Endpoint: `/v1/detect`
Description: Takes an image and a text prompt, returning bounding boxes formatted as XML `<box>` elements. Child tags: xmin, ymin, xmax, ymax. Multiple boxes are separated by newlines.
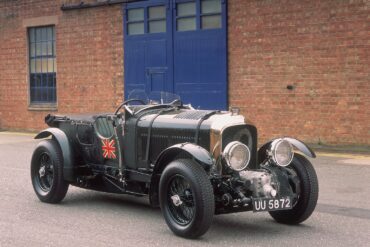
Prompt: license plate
<box><xmin>252</xmin><ymin>197</ymin><xmax>292</xmax><ymax>212</ymax></box>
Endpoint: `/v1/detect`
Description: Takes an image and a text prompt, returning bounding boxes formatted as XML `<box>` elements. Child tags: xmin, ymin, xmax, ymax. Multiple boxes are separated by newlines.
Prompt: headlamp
<box><xmin>223</xmin><ymin>141</ymin><xmax>251</xmax><ymax>171</ymax></box>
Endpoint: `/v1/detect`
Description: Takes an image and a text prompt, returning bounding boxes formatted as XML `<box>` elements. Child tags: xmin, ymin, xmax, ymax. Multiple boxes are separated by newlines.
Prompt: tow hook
<box><xmin>236</xmin><ymin>189</ymin><xmax>252</xmax><ymax>206</ymax></box>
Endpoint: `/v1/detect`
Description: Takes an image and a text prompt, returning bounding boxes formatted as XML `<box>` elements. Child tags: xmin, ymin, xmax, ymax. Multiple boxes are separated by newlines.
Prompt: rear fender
<box><xmin>149</xmin><ymin>143</ymin><xmax>214</xmax><ymax>207</ymax></box>
<box><xmin>35</xmin><ymin>128</ymin><xmax>74</xmax><ymax>182</ymax></box>
<box><xmin>258</xmin><ymin>137</ymin><xmax>316</xmax><ymax>164</ymax></box>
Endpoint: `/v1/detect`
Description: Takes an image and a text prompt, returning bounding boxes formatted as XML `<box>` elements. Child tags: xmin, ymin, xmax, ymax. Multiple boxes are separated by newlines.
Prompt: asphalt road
<box><xmin>0</xmin><ymin>132</ymin><xmax>369</xmax><ymax>247</ymax></box>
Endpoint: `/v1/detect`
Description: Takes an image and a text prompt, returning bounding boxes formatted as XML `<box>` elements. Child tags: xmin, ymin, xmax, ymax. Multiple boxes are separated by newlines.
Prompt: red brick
<box><xmin>228</xmin><ymin>0</ymin><xmax>369</xmax><ymax>145</ymax></box>
<box><xmin>0</xmin><ymin>0</ymin><xmax>369</xmax><ymax>146</ymax></box>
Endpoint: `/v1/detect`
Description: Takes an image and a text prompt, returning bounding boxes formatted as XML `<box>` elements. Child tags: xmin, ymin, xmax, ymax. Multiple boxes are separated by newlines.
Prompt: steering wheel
<box><xmin>114</xmin><ymin>99</ymin><xmax>146</xmax><ymax>115</ymax></box>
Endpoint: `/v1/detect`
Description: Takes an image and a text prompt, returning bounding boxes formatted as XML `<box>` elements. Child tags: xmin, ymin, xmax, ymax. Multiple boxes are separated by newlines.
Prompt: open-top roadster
<box><xmin>31</xmin><ymin>91</ymin><xmax>318</xmax><ymax>238</ymax></box>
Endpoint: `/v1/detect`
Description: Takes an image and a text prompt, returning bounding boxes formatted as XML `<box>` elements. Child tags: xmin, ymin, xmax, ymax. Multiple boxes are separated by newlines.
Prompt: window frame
<box><xmin>200</xmin><ymin>0</ymin><xmax>222</xmax><ymax>30</ymax></box>
<box><xmin>148</xmin><ymin>5</ymin><xmax>167</xmax><ymax>34</ymax></box>
<box><xmin>175</xmin><ymin>0</ymin><xmax>223</xmax><ymax>32</ymax></box>
<box><xmin>27</xmin><ymin>25</ymin><xmax>57</xmax><ymax>109</ymax></box>
<box><xmin>175</xmin><ymin>1</ymin><xmax>197</xmax><ymax>32</ymax></box>
<box><xmin>126</xmin><ymin>8</ymin><xmax>145</xmax><ymax>35</ymax></box>
<box><xmin>126</xmin><ymin>5</ymin><xmax>167</xmax><ymax>36</ymax></box>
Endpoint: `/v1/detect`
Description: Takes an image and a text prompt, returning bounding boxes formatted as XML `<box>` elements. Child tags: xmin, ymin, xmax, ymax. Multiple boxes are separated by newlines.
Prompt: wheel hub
<box><xmin>39</xmin><ymin>166</ymin><xmax>46</xmax><ymax>177</ymax></box>
<box><xmin>171</xmin><ymin>195</ymin><xmax>183</xmax><ymax>207</ymax></box>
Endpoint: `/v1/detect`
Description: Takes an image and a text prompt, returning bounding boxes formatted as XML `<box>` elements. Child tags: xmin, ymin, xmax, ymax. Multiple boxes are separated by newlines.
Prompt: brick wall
<box><xmin>228</xmin><ymin>0</ymin><xmax>369</xmax><ymax>145</ymax></box>
<box><xmin>0</xmin><ymin>0</ymin><xmax>369</xmax><ymax>146</ymax></box>
<box><xmin>0</xmin><ymin>0</ymin><xmax>123</xmax><ymax>131</ymax></box>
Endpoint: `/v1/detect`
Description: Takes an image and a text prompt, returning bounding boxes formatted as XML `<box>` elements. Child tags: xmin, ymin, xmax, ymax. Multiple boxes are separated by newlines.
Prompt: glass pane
<box><xmin>54</xmin><ymin>60</ymin><xmax>57</xmax><ymax>72</ymax></box>
<box><xmin>30</xmin><ymin>43</ymin><xmax>35</xmax><ymax>57</ymax></box>
<box><xmin>41</xmin><ymin>28</ymin><xmax>48</xmax><ymax>41</ymax></box>
<box><xmin>149</xmin><ymin>6</ymin><xmax>166</xmax><ymax>19</ymax></box>
<box><xmin>52</xmin><ymin>80</ymin><xmax>57</xmax><ymax>102</ymax></box>
<box><xmin>149</xmin><ymin>20</ymin><xmax>166</xmax><ymax>33</ymax></box>
<box><xmin>34</xmin><ymin>88</ymin><xmax>39</xmax><ymax>102</ymax></box>
<box><xmin>47</xmin><ymin>88</ymin><xmax>53</xmax><ymax>102</ymax></box>
<box><xmin>41</xmin><ymin>74</ymin><xmax>47</xmax><ymax>87</ymax></box>
<box><xmin>34</xmin><ymin>74</ymin><xmax>41</xmax><ymax>86</ymax></box>
<box><xmin>201</xmin><ymin>0</ymin><xmax>221</xmax><ymax>14</ymax></box>
<box><xmin>30</xmin><ymin>88</ymin><xmax>35</xmax><ymax>102</ymax></box>
<box><xmin>47</xmin><ymin>27</ymin><xmax>53</xmax><ymax>41</ymax></box>
<box><xmin>128</xmin><ymin>8</ymin><xmax>144</xmax><ymax>21</ymax></box>
<box><xmin>128</xmin><ymin>22</ymin><xmax>144</xmax><ymax>35</ymax></box>
<box><xmin>40</xmin><ymin>87</ymin><xmax>47</xmax><ymax>101</ymax></box>
<box><xmin>42</xmin><ymin>59</ymin><xmax>48</xmax><ymax>73</ymax></box>
<box><xmin>30</xmin><ymin>76</ymin><xmax>36</xmax><ymax>88</ymax></box>
<box><xmin>47</xmin><ymin>58</ymin><xmax>54</xmax><ymax>73</ymax></box>
<box><xmin>177</xmin><ymin>17</ymin><xmax>196</xmax><ymax>31</ymax></box>
<box><xmin>47</xmin><ymin>41</ymin><xmax>53</xmax><ymax>55</ymax></box>
<box><xmin>201</xmin><ymin>15</ymin><xmax>221</xmax><ymax>29</ymax></box>
<box><xmin>29</xmin><ymin>29</ymin><xmax>35</xmax><ymax>43</ymax></box>
<box><xmin>35</xmin><ymin>59</ymin><xmax>42</xmax><ymax>73</ymax></box>
<box><xmin>35</xmin><ymin>43</ymin><xmax>42</xmax><ymax>56</ymax></box>
<box><xmin>30</xmin><ymin>59</ymin><xmax>36</xmax><ymax>73</ymax></box>
<box><xmin>47</xmin><ymin>74</ymin><xmax>54</xmax><ymax>87</ymax></box>
<box><xmin>36</xmin><ymin>28</ymin><xmax>42</xmax><ymax>42</ymax></box>
<box><xmin>177</xmin><ymin>2</ymin><xmax>196</xmax><ymax>17</ymax></box>
<box><xmin>42</xmin><ymin>42</ymin><xmax>48</xmax><ymax>56</ymax></box>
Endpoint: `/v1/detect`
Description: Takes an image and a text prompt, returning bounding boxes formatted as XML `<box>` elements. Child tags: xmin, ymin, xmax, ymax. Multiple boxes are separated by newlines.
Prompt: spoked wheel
<box><xmin>167</xmin><ymin>175</ymin><xmax>195</xmax><ymax>226</ymax></box>
<box><xmin>37</xmin><ymin>152</ymin><xmax>54</xmax><ymax>193</ymax></box>
<box><xmin>159</xmin><ymin>159</ymin><xmax>214</xmax><ymax>239</ymax></box>
<box><xmin>269</xmin><ymin>153</ymin><xmax>318</xmax><ymax>224</ymax></box>
<box><xmin>31</xmin><ymin>139</ymin><xmax>69</xmax><ymax>203</ymax></box>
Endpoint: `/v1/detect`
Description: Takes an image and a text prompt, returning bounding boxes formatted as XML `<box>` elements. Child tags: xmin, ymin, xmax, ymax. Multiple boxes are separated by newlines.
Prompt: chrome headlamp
<box><xmin>222</xmin><ymin>141</ymin><xmax>251</xmax><ymax>171</ymax></box>
<box><xmin>269</xmin><ymin>139</ymin><xmax>294</xmax><ymax>167</ymax></box>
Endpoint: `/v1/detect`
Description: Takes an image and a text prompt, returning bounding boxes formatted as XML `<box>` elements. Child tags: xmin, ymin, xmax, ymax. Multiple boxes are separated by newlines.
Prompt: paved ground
<box><xmin>0</xmin><ymin>132</ymin><xmax>369</xmax><ymax>247</ymax></box>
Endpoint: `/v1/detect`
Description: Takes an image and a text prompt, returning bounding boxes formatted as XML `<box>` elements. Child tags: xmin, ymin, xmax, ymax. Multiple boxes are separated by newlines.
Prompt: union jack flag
<box><xmin>101</xmin><ymin>139</ymin><xmax>116</xmax><ymax>159</ymax></box>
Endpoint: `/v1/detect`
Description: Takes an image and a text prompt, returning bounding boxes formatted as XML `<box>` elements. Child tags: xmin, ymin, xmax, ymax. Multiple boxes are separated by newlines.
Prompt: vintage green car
<box><xmin>31</xmin><ymin>91</ymin><xmax>318</xmax><ymax>238</ymax></box>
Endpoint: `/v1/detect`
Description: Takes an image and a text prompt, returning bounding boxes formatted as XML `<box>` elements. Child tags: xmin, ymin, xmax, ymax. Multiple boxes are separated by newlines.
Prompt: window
<box><xmin>28</xmin><ymin>26</ymin><xmax>56</xmax><ymax>104</ymax></box>
<box><xmin>148</xmin><ymin>6</ymin><xmax>166</xmax><ymax>33</ymax></box>
<box><xmin>176</xmin><ymin>2</ymin><xmax>196</xmax><ymax>31</ymax></box>
<box><xmin>176</xmin><ymin>0</ymin><xmax>222</xmax><ymax>32</ymax></box>
<box><xmin>201</xmin><ymin>0</ymin><xmax>222</xmax><ymax>29</ymax></box>
<box><xmin>127</xmin><ymin>6</ymin><xmax>166</xmax><ymax>35</ymax></box>
<box><xmin>127</xmin><ymin>8</ymin><xmax>145</xmax><ymax>35</ymax></box>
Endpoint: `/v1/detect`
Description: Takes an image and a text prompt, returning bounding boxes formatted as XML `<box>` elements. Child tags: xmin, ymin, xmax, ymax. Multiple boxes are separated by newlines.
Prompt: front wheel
<box><xmin>269</xmin><ymin>153</ymin><xmax>319</xmax><ymax>224</ymax></box>
<box><xmin>159</xmin><ymin>159</ymin><xmax>214</xmax><ymax>238</ymax></box>
<box><xmin>31</xmin><ymin>139</ymin><xmax>69</xmax><ymax>203</ymax></box>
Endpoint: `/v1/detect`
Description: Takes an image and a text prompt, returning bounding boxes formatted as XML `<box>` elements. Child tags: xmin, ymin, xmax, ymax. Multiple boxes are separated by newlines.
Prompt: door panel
<box><xmin>124</xmin><ymin>0</ymin><xmax>171</xmax><ymax>97</ymax></box>
<box><xmin>124</xmin><ymin>0</ymin><xmax>227</xmax><ymax>110</ymax></box>
<box><xmin>147</xmin><ymin>68</ymin><xmax>167</xmax><ymax>92</ymax></box>
<box><xmin>125</xmin><ymin>41</ymin><xmax>146</xmax><ymax>93</ymax></box>
<box><xmin>173</xmin><ymin>0</ymin><xmax>227</xmax><ymax>110</ymax></box>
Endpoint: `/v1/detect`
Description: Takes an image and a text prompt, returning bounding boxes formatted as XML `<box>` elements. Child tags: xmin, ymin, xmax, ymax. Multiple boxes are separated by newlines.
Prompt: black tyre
<box><xmin>269</xmin><ymin>153</ymin><xmax>319</xmax><ymax>224</ymax></box>
<box><xmin>31</xmin><ymin>139</ymin><xmax>69</xmax><ymax>203</ymax></box>
<box><xmin>159</xmin><ymin>159</ymin><xmax>214</xmax><ymax>238</ymax></box>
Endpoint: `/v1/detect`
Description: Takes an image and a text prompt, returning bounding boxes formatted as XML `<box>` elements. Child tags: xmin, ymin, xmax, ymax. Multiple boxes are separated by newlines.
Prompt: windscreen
<box><xmin>128</xmin><ymin>90</ymin><xmax>181</xmax><ymax>105</ymax></box>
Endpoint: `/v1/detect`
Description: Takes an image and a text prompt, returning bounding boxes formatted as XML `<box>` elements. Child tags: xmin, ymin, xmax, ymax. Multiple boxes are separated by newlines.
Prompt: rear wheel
<box><xmin>269</xmin><ymin>153</ymin><xmax>318</xmax><ymax>224</ymax></box>
<box><xmin>31</xmin><ymin>139</ymin><xmax>69</xmax><ymax>203</ymax></box>
<box><xmin>159</xmin><ymin>159</ymin><xmax>214</xmax><ymax>238</ymax></box>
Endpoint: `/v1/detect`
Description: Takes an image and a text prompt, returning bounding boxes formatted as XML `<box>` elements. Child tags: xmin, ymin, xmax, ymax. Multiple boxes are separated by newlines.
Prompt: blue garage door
<box><xmin>124</xmin><ymin>0</ymin><xmax>227</xmax><ymax>110</ymax></box>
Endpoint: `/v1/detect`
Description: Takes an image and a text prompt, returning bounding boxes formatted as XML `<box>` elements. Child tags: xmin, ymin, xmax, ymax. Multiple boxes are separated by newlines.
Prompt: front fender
<box><xmin>154</xmin><ymin>142</ymin><xmax>213</xmax><ymax>170</ymax></box>
<box><xmin>35</xmin><ymin>128</ymin><xmax>74</xmax><ymax>182</ymax></box>
<box><xmin>258</xmin><ymin>137</ymin><xmax>316</xmax><ymax>163</ymax></box>
<box><xmin>149</xmin><ymin>143</ymin><xmax>214</xmax><ymax>207</ymax></box>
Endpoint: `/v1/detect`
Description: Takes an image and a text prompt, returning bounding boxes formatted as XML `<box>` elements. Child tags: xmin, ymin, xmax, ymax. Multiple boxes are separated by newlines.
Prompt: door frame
<box><xmin>123</xmin><ymin>0</ymin><xmax>228</xmax><ymax>109</ymax></box>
